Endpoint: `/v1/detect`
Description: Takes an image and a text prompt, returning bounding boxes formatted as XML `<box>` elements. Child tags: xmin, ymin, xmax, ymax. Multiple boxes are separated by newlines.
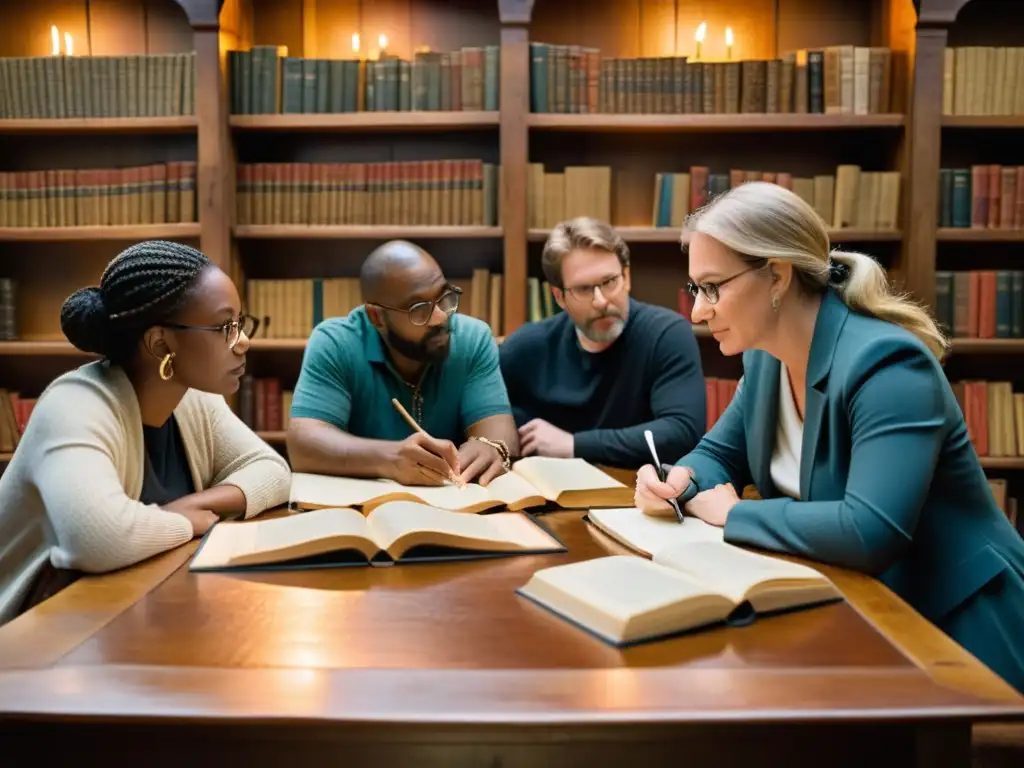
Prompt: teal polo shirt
<box><xmin>289</xmin><ymin>306</ymin><xmax>512</xmax><ymax>443</ymax></box>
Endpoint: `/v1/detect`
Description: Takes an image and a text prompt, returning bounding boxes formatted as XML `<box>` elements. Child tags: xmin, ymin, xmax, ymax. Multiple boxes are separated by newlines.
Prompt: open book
<box><xmin>289</xmin><ymin>456</ymin><xmax>633</xmax><ymax>514</ymax></box>
<box><xmin>516</xmin><ymin>507</ymin><xmax>842</xmax><ymax>646</ymax></box>
<box><xmin>189</xmin><ymin>501</ymin><xmax>566</xmax><ymax>572</ymax></box>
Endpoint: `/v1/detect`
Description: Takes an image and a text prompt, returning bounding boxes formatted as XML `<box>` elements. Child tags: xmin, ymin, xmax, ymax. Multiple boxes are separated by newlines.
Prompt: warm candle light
<box><xmin>64</xmin><ymin>32</ymin><xmax>73</xmax><ymax>56</ymax></box>
<box><xmin>725</xmin><ymin>27</ymin><xmax>734</xmax><ymax>60</ymax></box>
<box><xmin>694</xmin><ymin>22</ymin><xmax>706</xmax><ymax>61</ymax></box>
<box><xmin>351</xmin><ymin>32</ymin><xmax>360</xmax><ymax>54</ymax></box>
<box><xmin>51</xmin><ymin>25</ymin><xmax>60</xmax><ymax>56</ymax></box>
<box><xmin>378</xmin><ymin>33</ymin><xmax>388</xmax><ymax>51</ymax></box>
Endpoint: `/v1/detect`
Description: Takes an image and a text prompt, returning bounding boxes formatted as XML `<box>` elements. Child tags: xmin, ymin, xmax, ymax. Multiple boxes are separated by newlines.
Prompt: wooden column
<box><xmin>174</xmin><ymin>0</ymin><xmax>232</xmax><ymax>271</ymax></box>
<box><xmin>498</xmin><ymin>0</ymin><xmax>535</xmax><ymax>334</ymax></box>
<box><xmin>904</xmin><ymin>0</ymin><xmax>972</xmax><ymax>308</ymax></box>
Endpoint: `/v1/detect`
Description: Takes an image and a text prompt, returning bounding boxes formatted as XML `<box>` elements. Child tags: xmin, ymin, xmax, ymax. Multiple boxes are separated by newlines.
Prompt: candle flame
<box><xmin>64</xmin><ymin>32</ymin><xmax>73</xmax><ymax>56</ymax></box>
<box><xmin>695</xmin><ymin>22</ymin><xmax>706</xmax><ymax>43</ymax></box>
<box><xmin>51</xmin><ymin>25</ymin><xmax>60</xmax><ymax>56</ymax></box>
<box><xmin>725</xmin><ymin>28</ymin><xmax>734</xmax><ymax>47</ymax></box>
<box><xmin>378</xmin><ymin>33</ymin><xmax>388</xmax><ymax>49</ymax></box>
<box><xmin>351</xmin><ymin>32</ymin><xmax>360</xmax><ymax>53</ymax></box>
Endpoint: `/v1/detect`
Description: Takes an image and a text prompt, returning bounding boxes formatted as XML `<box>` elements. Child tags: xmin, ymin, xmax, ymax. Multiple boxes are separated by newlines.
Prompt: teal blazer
<box><xmin>678</xmin><ymin>289</ymin><xmax>1024</xmax><ymax>693</ymax></box>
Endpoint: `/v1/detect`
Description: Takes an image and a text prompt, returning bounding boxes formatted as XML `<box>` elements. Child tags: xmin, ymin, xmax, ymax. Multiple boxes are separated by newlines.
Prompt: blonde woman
<box><xmin>635</xmin><ymin>182</ymin><xmax>1024</xmax><ymax>693</ymax></box>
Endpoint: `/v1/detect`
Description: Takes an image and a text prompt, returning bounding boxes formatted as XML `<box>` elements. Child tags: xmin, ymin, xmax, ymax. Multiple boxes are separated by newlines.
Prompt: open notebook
<box><xmin>289</xmin><ymin>456</ymin><xmax>633</xmax><ymax>514</ymax></box>
<box><xmin>189</xmin><ymin>501</ymin><xmax>566</xmax><ymax>572</ymax></box>
<box><xmin>515</xmin><ymin>507</ymin><xmax>842</xmax><ymax>646</ymax></box>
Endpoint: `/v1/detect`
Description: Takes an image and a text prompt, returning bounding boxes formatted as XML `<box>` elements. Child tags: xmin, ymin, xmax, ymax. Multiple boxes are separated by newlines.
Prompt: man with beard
<box><xmin>286</xmin><ymin>240</ymin><xmax>517</xmax><ymax>487</ymax></box>
<box><xmin>499</xmin><ymin>218</ymin><xmax>706</xmax><ymax>469</ymax></box>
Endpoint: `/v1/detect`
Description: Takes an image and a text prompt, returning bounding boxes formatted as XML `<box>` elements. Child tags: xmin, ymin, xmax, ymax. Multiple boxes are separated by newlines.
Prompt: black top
<box><xmin>139</xmin><ymin>414</ymin><xmax>196</xmax><ymax>506</ymax></box>
<box><xmin>498</xmin><ymin>298</ymin><xmax>706</xmax><ymax>468</ymax></box>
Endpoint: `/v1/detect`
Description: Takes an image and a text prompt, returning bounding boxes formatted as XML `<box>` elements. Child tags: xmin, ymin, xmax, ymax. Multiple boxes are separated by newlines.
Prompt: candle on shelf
<box><xmin>64</xmin><ymin>32</ymin><xmax>73</xmax><ymax>56</ymax></box>
<box><xmin>694</xmin><ymin>22</ymin><xmax>706</xmax><ymax>61</ymax></box>
<box><xmin>351</xmin><ymin>32</ymin><xmax>361</xmax><ymax>56</ymax></box>
<box><xmin>51</xmin><ymin>25</ymin><xmax>60</xmax><ymax>56</ymax></box>
<box><xmin>725</xmin><ymin>27</ymin><xmax>734</xmax><ymax>61</ymax></box>
<box><xmin>378</xmin><ymin>33</ymin><xmax>389</xmax><ymax>56</ymax></box>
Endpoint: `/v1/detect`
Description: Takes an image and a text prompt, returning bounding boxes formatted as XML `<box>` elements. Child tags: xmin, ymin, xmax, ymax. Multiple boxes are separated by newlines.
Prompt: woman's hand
<box><xmin>162</xmin><ymin>496</ymin><xmax>219</xmax><ymax>537</ymax></box>
<box><xmin>684</xmin><ymin>483</ymin><xmax>740</xmax><ymax>527</ymax></box>
<box><xmin>635</xmin><ymin>463</ymin><xmax>693</xmax><ymax>518</ymax></box>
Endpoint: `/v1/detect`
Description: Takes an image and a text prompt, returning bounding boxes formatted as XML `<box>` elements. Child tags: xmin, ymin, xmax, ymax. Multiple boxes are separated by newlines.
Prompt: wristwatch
<box><xmin>471</xmin><ymin>436</ymin><xmax>511</xmax><ymax>471</ymax></box>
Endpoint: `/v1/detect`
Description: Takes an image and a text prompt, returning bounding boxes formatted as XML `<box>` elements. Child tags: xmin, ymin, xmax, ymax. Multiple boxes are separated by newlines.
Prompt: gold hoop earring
<box><xmin>771</xmin><ymin>295</ymin><xmax>780</xmax><ymax>312</ymax></box>
<box><xmin>159</xmin><ymin>352</ymin><xmax>175</xmax><ymax>381</ymax></box>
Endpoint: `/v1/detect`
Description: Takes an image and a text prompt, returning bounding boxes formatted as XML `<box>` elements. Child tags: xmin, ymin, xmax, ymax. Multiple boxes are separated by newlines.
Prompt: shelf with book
<box><xmin>230</xmin><ymin>112</ymin><xmax>499</xmax><ymax>132</ymax></box>
<box><xmin>950</xmin><ymin>339</ymin><xmax>1024</xmax><ymax>355</ymax></box>
<box><xmin>937</xmin><ymin>229</ymin><xmax>1024</xmax><ymax>242</ymax></box>
<box><xmin>527</xmin><ymin>227</ymin><xmax>903</xmax><ymax>244</ymax></box>
<box><xmin>0</xmin><ymin>224</ymin><xmax>201</xmax><ymax>242</ymax></box>
<box><xmin>943</xmin><ymin>116</ymin><xmax>1024</xmax><ymax>129</ymax></box>
<box><xmin>0</xmin><ymin>341</ymin><xmax>89</xmax><ymax>356</ymax></box>
<box><xmin>527</xmin><ymin>114</ymin><xmax>906</xmax><ymax>132</ymax></box>
<box><xmin>235</xmin><ymin>225</ymin><xmax>503</xmax><ymax>240</ymax></box>
<box><xmin>0</xmin><ymin>117</ymin><xmax>199</xmax><ymax>135</ymax></box>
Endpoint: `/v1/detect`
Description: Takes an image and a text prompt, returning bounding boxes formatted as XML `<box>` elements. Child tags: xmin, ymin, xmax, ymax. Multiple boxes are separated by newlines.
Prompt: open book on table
<box><xmin>515</xmin><ymin>507</ymin><xmax>842</xmax><ymax>647</ymax></box>
<box><xmin>189</xmin><ymin>501</ymin><xmax>566</xmax><ymax>572</ymax></box>
<box><xmin>289</xmin><ymin>456</ymin><xmax>634</xmax><ymax>514</ymax></box>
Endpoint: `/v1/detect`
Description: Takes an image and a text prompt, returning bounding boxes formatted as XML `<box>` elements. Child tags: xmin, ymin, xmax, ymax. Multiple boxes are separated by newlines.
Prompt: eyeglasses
<box><xmin>686</xmin><ymin>264</ymin><xmax>766</xmax><ymax>306</ymax></box>
<box><xmin>161</xmin><ymin>313</ymin><xmax>259</xmax><ymax>349</ymax></box>
<box><xmin>368</xmin><ymin>286</ymin><xmax>462</xmax><ymax>327</ymax></box>
<box><xmin>563</xmin><ymin>273</ymin><xmax>625</xmax><ymax>303</ymax></box>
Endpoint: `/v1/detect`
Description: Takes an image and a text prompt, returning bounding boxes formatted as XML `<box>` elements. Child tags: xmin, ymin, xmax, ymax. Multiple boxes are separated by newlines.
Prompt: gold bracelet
<box><xmin>470</xmin><ymin>436</ymin><xmax>511</xmax><ymax>471</ymax></box>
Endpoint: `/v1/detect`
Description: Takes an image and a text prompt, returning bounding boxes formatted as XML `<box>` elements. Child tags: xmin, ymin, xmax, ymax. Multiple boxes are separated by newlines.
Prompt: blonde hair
<box><xmin>542</xmin><ymin>217</ymin><xmax>630</xmax><ymax>288</ymax></box>
<box><xmin>683</xmin><ymin>182</ymin><xmax>949</xmax><ymax>361</ymax></box>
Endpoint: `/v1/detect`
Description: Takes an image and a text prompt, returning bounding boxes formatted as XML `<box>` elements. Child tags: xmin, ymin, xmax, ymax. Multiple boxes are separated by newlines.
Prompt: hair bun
<box><xmin>60</xmin><ymin>286</ymin><xmax>111</xmax><ymax>355</ymax></box>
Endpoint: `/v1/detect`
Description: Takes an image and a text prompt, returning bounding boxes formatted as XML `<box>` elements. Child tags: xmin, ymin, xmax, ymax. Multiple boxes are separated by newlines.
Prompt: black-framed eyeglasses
<box><xmin>686</xmin><ymin>264</ymin><xmax>766</xmax><ymax>306</ymax></box>
<box><xmin>563</xmin><ymin>272</ymin><xmax>625</xmax><ymax>303</ymax></box>
<box><xmin>161</xmin><ymin>313</ymin><xmax>259</xmax><ymax>349</ymax></box>
<box><xmin>368</xmin><ymin>286</ymin><xmax>462</xmax><ymax>327</ymax></box>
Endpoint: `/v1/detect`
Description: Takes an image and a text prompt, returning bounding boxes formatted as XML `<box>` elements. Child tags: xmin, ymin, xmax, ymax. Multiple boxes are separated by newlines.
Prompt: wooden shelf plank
<box><xmin>0</xmin><ymin>341</ymin><xmax>88</xmax><ymax>356</ymax></box>
<box><xmin>0</xmin><ymin>224</ymin><xmax>201</xmax><ymax>242</ymax></box>
<box><xmin>950</xmin><ymin>339</ymin><xmax>1024</xmax><ymax>354</ymax></box>
<box><xmin>230</xmin><ymin>111</ymin><xmax>499</xmax><ymax>132</ymax></box>
<box><xmin>258</xmin><ymin>431</ymin><xmax>287</xmax><ymax>444</ymax></box>
<box><xmin>979</xmin><ymin>457</ymin><xmax>1024</xmax><ymax>470</ymax></box>
<box><xmin>247</xmin><ymin>339</ymin><xmax>308</xmax><ymax>351</ymax></box>
<box><xmin>0</xmin><ymin>116</ymin><xmax>198</xmax><ymax>134</ymax></box>
<box><xmin>528</xmin><ymin>113</ymin><xmax>905</xmax><ymax>132</ymax></box>
<box><xmin>528</xmin><ymin>227</ymin><xmax>902</xmax><ymax>243</ymax></box>
<box><xmin>235</xmin><ymin>225</ymin><xmax>503</xmax><ymax>240</ymax></box>
<box><xmin>942</xmin><ymin>116</ymin><xmax>1024</xmax><ymax>129</ymax></box>
<box><xmin>937</xmin><ymin>228</ymin><xmax>1024</xmax><ymax>242</ymax></box>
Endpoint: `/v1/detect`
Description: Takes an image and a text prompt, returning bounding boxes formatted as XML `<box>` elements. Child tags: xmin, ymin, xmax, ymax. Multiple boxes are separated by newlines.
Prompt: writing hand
<box><xmin>391</xmin><ymin>432</ymin><xmax>461</xmax><ymax>486</ymax></box>
<box><xmin>684</xmin><ymin>483</ymin><xmax>738</xmax><ymax>527</ymax></box>
<box><xmin>457</xmin><ymin>439</ymin><xmax>507</xmax><ymax>486</ymax></box>
<box><xmin>519</xmin><ymin>418</ymin><xmax>573</xmax><ymax>458</ymax></box>
<box><xmin>634</xmin><ymin>463</ymin><xmax>693</xmax><ymax>518</ymax></box>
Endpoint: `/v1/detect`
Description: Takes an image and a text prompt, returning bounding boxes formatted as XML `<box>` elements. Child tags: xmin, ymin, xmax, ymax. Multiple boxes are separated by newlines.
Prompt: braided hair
<box><xmin>61</xmin><ymin>240</ymin><xmax>212</xmax><ymax>365</ymax></box>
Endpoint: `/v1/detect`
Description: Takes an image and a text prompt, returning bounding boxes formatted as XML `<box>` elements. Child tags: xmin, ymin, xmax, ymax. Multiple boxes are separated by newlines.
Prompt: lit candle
<box><xmin>378</xmin><ymin>33</ymin><xmax>388</xmax><ymax>56</ymax></box>
<box><xmin>725</xmin><ymin>27</ymin><xmax>734</xmax><ymax>61</ymax></box>
<box><xmin>64</xmin><ymin>32</ymin><xmax>73</xmax><ymax>56</ymax></box>
<box><xmin>51</xmin><ymin>25</ymin><xmax>60</xmax><ymax>56</ymax></box>
<box><xmin>694</xmin><ymin>22</ymin><xmax>706</xmax><ymax>61</ymax></box>
<box><xmin>351</xmin><ymin>32</ymin><xmax>360</xmax><ymax>55</ymax></box>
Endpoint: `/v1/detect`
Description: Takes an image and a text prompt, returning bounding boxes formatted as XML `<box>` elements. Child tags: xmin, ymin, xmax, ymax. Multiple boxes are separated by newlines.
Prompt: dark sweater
<box><xmin>499</xmin><ymin>298</ymin><xmax>706</xmax><ymax>468</ymax></box>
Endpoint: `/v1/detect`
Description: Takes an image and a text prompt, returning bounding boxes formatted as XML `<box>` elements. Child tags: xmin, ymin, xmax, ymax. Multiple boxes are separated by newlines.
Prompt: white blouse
<box><xmin>770</xmin><ymin>362</ymin><xmax>803</xmax><ymax>500</ymax></box>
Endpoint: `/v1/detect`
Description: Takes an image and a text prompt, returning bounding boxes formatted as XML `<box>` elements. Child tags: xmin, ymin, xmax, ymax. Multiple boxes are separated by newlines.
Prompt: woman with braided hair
<box><xmin>633</xmin><ymin>182</ymin><xmax>1024</xmax><ymax>693</ymax></box>
<box><xmin>0</xmin><ymin>240</ymin><xmax>290</xmax><ymax>622</ymax></box>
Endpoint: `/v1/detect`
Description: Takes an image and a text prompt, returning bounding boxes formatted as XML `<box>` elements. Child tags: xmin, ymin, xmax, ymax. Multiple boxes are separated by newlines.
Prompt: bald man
<box><xmin>286</xmin><ymin>240</ymin><xmax>518</xmax><ymax>487</ymax></box>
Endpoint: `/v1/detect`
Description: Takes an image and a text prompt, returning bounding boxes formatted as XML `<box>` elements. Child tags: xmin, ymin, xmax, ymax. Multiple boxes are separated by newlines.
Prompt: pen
<box><xmin>643</xmin><ymin>429</ymin><xmax>684</xmax><ymax>523</ymax></box>
<box><xmin>391</xmin><ymin>397</ymin><xmax>464</xmax><ymax>487</ymax></box>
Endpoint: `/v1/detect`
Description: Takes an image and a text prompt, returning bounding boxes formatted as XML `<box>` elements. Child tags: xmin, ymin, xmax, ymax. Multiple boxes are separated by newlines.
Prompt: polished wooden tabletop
<box><xmin>0</xmin><ymin>507</ymin><xmax>1022</xmax><ymax>730</ymax></box>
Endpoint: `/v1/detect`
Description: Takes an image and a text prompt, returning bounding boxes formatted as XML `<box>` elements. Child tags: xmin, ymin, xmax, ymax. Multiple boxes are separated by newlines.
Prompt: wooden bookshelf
<box><xmin>528</xmin><ymin>114</ymin><xmax>906</xmax><ymax>132</ymax></box>
<box><xmin>0</xmin><ymin>117</ymin><xmax>199</xmax><ymax>135</ymax></box>
<box><xmin>950</xmin><ymin>339</ymin><xmax>1024</xmax><ymax>355</ymax></box>
<box><xmin>235</xmin><ymin>226</ymin><xmax>503</xmax><ymax>240</ymax></box>
<box><xmin>0</xmin><ymin>341</ymin><xmax>90</xmax><ymax>356</ymax></box>
<box><xmin>0</xmin><ymin>224</ymin><xmax>202</xmax><ymax>242</ymax></box>
<box><xmin>936</xmin><ymin>229</ymin><xmax>1024</xmax><ymax>242</ymax></box>
<box><xmin>942</xmin><ymin>116</ymin><xmax>1024</xmax><ymax>129</ymax></box>
<box><xmin>527</xmin><ymin>228</ymin><xmax>903</xmax><ymax>244</ymax></box>
<box><xmin>257</xmin><ymin>431</ymin><xmax>287</xmax><ymax>444</ymax></box>
<box><xmin>230</xmin><ymin>112</ymin><xmax>499</xmax><ymax>132</ymax></box>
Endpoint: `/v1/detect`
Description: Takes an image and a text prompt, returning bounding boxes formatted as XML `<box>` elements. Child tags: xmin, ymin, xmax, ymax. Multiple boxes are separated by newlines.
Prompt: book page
<box><xmin>653</xmin><ymin>540</ymin><xmax>839</xmax><ymax>611</ymax></box>
<box><xmin>587</xmin><ymin>507</ymin><xmax>725</xmax><ymax>557</ymax></box>
<box><xmin>366</xmin><ymin>501</ymin><xmax>560</xmax><ymax>558</ymax></box>
<box><xmin>190</xmin><ymin>508</ymin><xmax>376</xmax><ymax>569</ymax></box>
<box><xmin>511</xmin><ymin>457</ymin><xmax>629</xmax><ymax>504</ymax></box>
<box><xmin>519</xmin><ymin>555</ymin><xmax>734</xmax><ymax>645</ymax></box>
<box><xmin>290</xmin><ymin>472</ymin><xmax>497</xmax><ymax>513</ymax></box>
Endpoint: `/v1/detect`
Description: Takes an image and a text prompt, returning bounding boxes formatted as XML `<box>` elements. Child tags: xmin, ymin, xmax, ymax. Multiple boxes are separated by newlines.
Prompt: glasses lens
<box><xmin>602</xmin><ymin>275</ymin><xmax>623</xmax><ymax>296</ymax></box>
<box><xmin>241</xmin><ymin>314</ymin><xmax>257</xmax><ymax>339</ymax></box>
<box><xmin>705</xmin><ymin>285</ymin><xmax>719</xmax><ymax>304</ymax></box>
<box><xmin>686</xmin><ymin>282</ymin><xmax>699</xmax><ymax>298</ymax></box>
<box><xmin>407</xmin><ymin>302</ymin><xmax>432</xmax><ymax>326</ymax></box>
<box><xmin>438</xmin><ymin>291</ymin><xmax>460</xmax><ymax>314</ymax></box>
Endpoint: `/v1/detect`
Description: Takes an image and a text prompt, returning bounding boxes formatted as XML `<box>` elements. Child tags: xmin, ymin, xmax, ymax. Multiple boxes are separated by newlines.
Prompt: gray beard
<box><xmin>578</xmin><ymin>316</ymin><xmax>625</xmax><ymax>344</ymax></box>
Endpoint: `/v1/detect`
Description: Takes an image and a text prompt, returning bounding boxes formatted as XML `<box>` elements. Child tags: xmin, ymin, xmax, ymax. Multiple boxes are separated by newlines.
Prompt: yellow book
<box><xmin>289</xmin><ymin>457</ymin><xmax>634</xmax><ymax>514</ymax></box>
<box><xmin>189</xmin><ymin>501</ymin><xmax>565</xmax><ymax>572</ymax></box>
<box><xmin>515</xmin><ymin>507</ymin><xmax>842</xmax><ymax>647</ymax></box>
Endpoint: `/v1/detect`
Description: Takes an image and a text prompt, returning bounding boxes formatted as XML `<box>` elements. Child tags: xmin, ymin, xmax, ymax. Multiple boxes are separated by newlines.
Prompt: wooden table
<box><xmin>0</xmin><ymin>508</ymin><xmax>1021</xmax><ymax>767</ymax></box>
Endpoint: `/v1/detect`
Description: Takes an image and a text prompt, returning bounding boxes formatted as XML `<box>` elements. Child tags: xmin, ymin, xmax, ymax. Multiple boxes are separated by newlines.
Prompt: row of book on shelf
<box><xmin>0</xmin><ymin>162</ymin><xmax>197</xmax><ymax>228</ymax></box>
<box><xmin>935</xmin><ymin>270</ymin><xmax>1024</xmax><ymax>340</ymax></box>
<box><xmin>0</xmin><ymin>388</ymin><xmax>34</xmax><ymax>454</ymax></box>
<box><xmin>236</xmin><ymin>160</ymin><xmax>500</xmax><ymax>227</ymax></box>
<box><xmin>245</xmin><ymin>269</ymin><xmax>503</xmax><ymax>341</ymax></box>
<box><xmin>525</xmin><ymin>163</ymin><xmax>900</xmax><ymax>232</ymax></box>
<box><xmin>228</xmin><ymin>45</ymin><xmax>499</xmax><ymax>115</ymax></box>
<box><xmin>237</xmin><ymin>376</ymin><xmax>292</xmax><ymax>435</ymax></box>
<box><xmin>0</xmin><ymin>279</ymin><xmax>13</xmax><ymax>341</ymax></box>
<box><xmin>0</xmin><ymin>52</ymin><xmax>196</xmax><ymax>120</ymax></box>
<box><xmin>939</xmin><ymin>166</ymin><xmax>1024</xmax><ymax>231</ymax></box>
<box><xmin>529</xmin><ymin>43</ymin><xmax>895</xmax><ymax>116</ymax></box>
<box><xmin>957</xmin><ymin>379</ymin><xmax>1024</xmax><ymax>461</ymax></box>
<box><xmin>651</xmin><ymin>165</ymin><xmax>900</xmax><ymax>232</ymax></box>
<box><xmin>942</xmin><ymin>47</ymin><xmax>1024</xmax><ymax>117</ymax></box>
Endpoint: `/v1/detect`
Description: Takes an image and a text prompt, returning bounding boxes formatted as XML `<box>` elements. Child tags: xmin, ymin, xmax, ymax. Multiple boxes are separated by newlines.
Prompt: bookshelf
<box><xmin>0</xmin><ymin>0</ymin><xmax>1019</xmax><ymax>517</ymax></box>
